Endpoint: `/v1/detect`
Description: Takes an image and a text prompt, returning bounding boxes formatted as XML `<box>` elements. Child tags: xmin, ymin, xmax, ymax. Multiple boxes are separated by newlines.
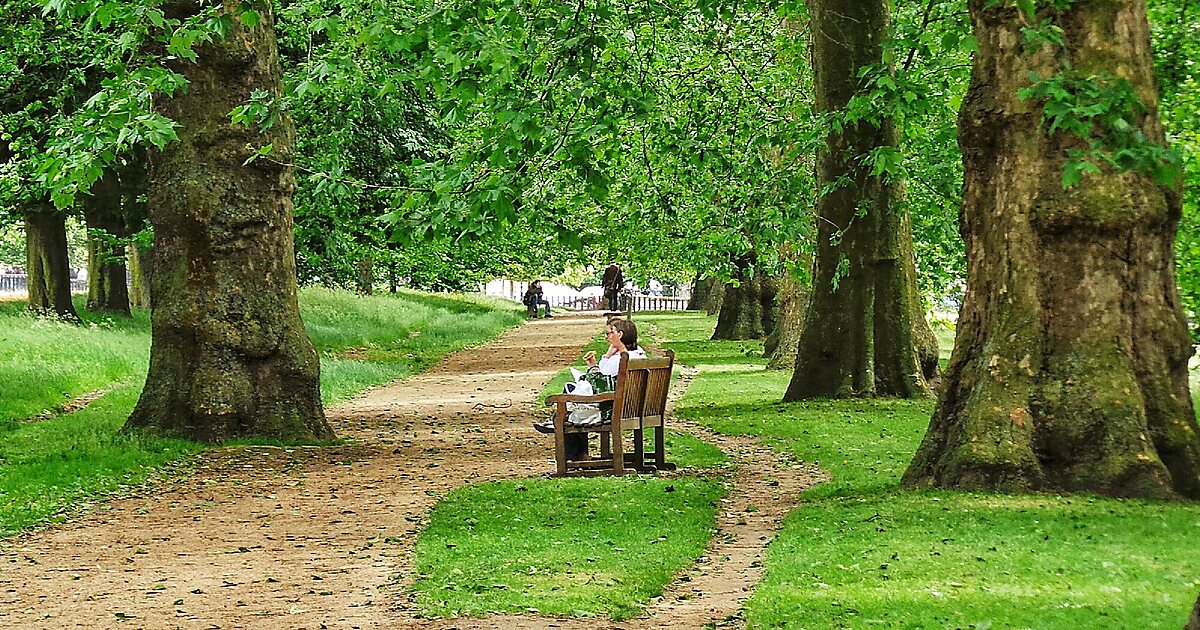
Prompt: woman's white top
<box><xmin>597</xmin><ymin>347</ymin><xmax>646</xmax><ymax>376</ymax></box>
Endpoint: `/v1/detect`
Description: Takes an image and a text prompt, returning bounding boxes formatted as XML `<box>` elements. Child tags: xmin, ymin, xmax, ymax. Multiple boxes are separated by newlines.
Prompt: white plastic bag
<box><xmin>564</xmin><ymin>377</ymin><xmax>602</xmax><ymax>426</ymax></box>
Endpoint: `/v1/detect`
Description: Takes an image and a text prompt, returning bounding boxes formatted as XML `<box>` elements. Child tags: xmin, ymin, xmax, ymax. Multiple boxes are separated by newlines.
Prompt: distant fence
<box><xmin>0</xmin><ymin>274</ymin><xmax>88</xmax><ymax>294</ymax></box>
<box><xmin>543</xmin><ymin>293</ymin><xmax>690</xmax><ymax>312</ymax></box>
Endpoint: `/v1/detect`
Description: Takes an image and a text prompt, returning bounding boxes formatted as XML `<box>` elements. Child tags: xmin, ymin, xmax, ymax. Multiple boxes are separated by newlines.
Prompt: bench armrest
<box><xmin>545</xmin><ymin>392</ymin><xmax>617</xmax><ymax>405</ymax></box>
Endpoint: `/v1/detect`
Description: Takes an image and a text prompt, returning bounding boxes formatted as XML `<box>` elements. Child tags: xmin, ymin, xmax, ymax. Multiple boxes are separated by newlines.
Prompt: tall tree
<box><xmin>24</xmin><ymin>206</ymin><xmax>80</xmax><ymax>321</ymax></box>
<box><xmin>903</xmin><ymin>0</ymin><xmax>1200</xmax><ymax>498</ymax></box>
<box><xmin>125</xmin><ymin>1</ymin><xmax>333</xmax><ymax>443</ymax></box>
<box><xmin>712</xmin><ymin>253</ymin><xmax>779</xmax><ymax>341</ymax></box>
<box><xmin>82</xmin><ymin>171</ymin><xmax>131</xmax><ymax>315</ymax></box>
<box><xmin>784</xmin><ymin>0</ymin><xmax>937</xmax><ymax>400</ymax></box>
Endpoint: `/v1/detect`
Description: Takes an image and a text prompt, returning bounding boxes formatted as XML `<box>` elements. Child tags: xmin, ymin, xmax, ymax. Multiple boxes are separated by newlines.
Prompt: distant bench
<box><xmin>544</xmin><ymin>349</ymin><xmax>678</xmax><ymax>477</ymax></box>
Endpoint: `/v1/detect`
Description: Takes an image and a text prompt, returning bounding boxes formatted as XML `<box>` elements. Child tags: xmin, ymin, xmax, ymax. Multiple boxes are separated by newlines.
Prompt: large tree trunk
<box><xmin>903</xmin><ymin>0</ymin><xmax>1200</xmax><ymax>498</ymax></box>
<box><xmin>125</xmin><ymin>1</ymin><xmax>332</xmax><ymax>443</ymax></box>
<box><xmin>25</xmin><ymin>207</ymin><xmax>81</xmax><ymax>322</ymax></box>
<box><xmin>687</xmin><ymin>274</ymin><xmax>724</xmax><ymax>312</ymax></box>
<box><xmin>784</xmin><ymin>0</ymin><xmax>935</xmax><ymax>400</ymax></box>
<box><xmin>83</xmin><ymin>173</ymin><xmax>131</xmax><ymax>315</ymax></box>
<box><xmin>712</xmin><ymin>254</ymin><xmax>778</xmax><ymax>341</ymax></box>
<box><xmin>1187</xmin><ymin>592</ymin><xmax>1200</xmax><ymax>630</ymax></box>
<box><xmin>766</xmin><ymin>274</ymin><xmax>808</xmax><ymax>370</ymax></box>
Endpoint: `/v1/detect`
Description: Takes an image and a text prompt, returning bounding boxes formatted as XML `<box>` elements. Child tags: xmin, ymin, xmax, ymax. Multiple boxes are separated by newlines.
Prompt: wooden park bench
<box><xmin>544</xmin><ymin>349</ymin><xmax>678</xmax><ymax>477</ymax></box>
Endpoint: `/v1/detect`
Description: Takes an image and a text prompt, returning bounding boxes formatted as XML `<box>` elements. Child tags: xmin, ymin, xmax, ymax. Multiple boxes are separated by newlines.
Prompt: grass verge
<box><xmin>410</xmin><ymin>476</ymin><xmax>724</xmax><ymax>620</ymax></box>
<box><xmin>0</xmin><ymin>288</ymin><xmax>523</xmax><ymax>537</ymax></box>
<box><xmin>643</xmin><ymin>311</ymin><xmax>1200</xmax><ymax>629</ymax></box>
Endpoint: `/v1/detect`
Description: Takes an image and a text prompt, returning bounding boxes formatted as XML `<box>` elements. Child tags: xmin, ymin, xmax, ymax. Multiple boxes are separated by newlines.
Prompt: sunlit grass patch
<box><xmin>410</xmin><ymin>476</ymin><xmax>724</xmax><ymax>620</ymax></box>
<box><xmin>0</xmin><ymin>302</ymin><xmax>149</xmax><ymax>428</ymax></box>
<box><xmin>753</xmin><ymin>491</ymin><xmax>1200</xmax><ymax>629</ymax></box>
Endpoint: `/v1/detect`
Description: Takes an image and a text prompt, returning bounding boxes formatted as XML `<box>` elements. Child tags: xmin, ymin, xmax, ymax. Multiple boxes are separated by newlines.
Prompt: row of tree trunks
<box><xmin>125</xmin><ymin>0</ymin><xmax>332</xmax><ymax>443</ymax></box>
<box><xmin>82</xmin><ymin>172</ymin><xmax>131</xmax><ymax>316</ymax></box>
<box><xmin>785</xmin><ymin>0</ymin><xmax>936</xmax><ymax>400</ymax></box>
<box><xmin>24</xmin><ymin>207</ymin><xmax>80</xmax><ymax>322</ymax></box>
<box><xmin>712</xmin><ymin>254</ymin><xmax>779</xmax><ymax>341</ymax></box>
<box><xmin>903</xmin><ymin>0</ymin><xmax>1200</xmax><ymax>498</ymax></box>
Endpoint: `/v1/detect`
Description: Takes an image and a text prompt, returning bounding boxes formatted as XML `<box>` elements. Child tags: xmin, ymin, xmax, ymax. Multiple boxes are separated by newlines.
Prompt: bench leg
<box><xmin>553</xmin><ymin>405</ymin><xmax>567</xmax><ymax>476</ymax></box>
<box><xmin>633</xmin><ymin>428</ymin><xmax>646</xmax><ymax>471</ymax></box>
<box><xmin>654</xmin><ymin>426</ymin><xmax>676</xmax><ymax>471</ymax></box>
<box><xmin>612</xmin><ymin>424</ymin><xmax>624</xmax><ymax>475</ymax></box>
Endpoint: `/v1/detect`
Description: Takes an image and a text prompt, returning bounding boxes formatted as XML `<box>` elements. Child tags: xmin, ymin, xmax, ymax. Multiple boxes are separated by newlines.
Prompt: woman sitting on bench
<box><xmin>535</xmin><ymin>319</ymin><xmax>644</xmax><ymax>461</ymax></box>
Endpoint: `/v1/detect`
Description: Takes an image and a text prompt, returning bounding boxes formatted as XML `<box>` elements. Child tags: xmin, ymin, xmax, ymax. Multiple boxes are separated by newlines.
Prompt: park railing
<box><xmin>544</xmin><ymin>293</ymin><xmax>690</xmax><ymax>312</ymax></box>
<box><xmin>624</xmin><ymin>294</ymin><xmax>690</xmax><ymax>312</ymax></box>
<box><xmin>0</xmin><ymin>274</ymin><xmax>88</xmax><ymax>295</ymax></box>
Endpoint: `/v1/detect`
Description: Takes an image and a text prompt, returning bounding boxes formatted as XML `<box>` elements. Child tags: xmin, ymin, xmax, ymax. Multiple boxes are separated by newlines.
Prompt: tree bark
<box><xmin>766</xmin><ymin>274</ymin><xmax>808</xmax><ymax>370</ymax></box>
<box><xmin>688</xmin><ymin>274</ymin><xmax>724</xmax><ymax>312</ymax></box>
<box><xmin>1187</xmin><ymin>591</ymin><xmax>1200</xmax><ymax>630</ymax></box>
<box><xmin>784</xmin><ymin>0</ymin><xmax>936</xmax><ymax>400</ymax></box>
<box><xmin>24</xmin><ymin>207</ymin><xmax>81</xmax><ymax>322</ymax></box>
<box><xmin>712</xmin><ymin>254</ymin><xmax>778</xmax><ymax>341</ymax></box>
<box><xmin>706</xmin><ymin>282</ymin><xmax>725</xmax><ymax>316</ymax></box>
<box><xmin>903</xmin><ymin>0</ymin><xmax>1200</xmax><ymax>498</ymax></box>
<box><xmin>83</xmin><ymin>172</ymin><xmax>131</xmax><ymax>315</ymax></box>
<box><xmin>127</xmin><ymin>244</ymin><xmax>151</xmax><ymax>308</ymax></box>
<box><xmin>125</xmin><ymin>1</ymin><xmax>332</xmax><ymax>443</ymax></box>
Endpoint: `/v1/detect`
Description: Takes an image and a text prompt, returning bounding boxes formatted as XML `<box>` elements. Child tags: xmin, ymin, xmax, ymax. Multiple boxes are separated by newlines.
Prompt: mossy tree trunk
<box><xmin>125</xmin><ymin>1</ymin><xmax>332</xmax><ymax>443</ymax></box>
<box><xmin>785</xmin><ymin>0</ymin><xmax>936</xmax><ymax>400</ymax></box>
<box><xmin>712</xmin><ymin>254</ymin><xmax>778</xmax><ymax>341</ymax></box>
<box><xmin>903</xmin><ymin>0</ymin><xmax>1200</xmax><ymax>498</ymax></box>
<box><xmin>83</xmin><ymin>172</ymin><xmax>131</xmax><ymax>315</ymax></box>
<box><xmin>127</xmin><ymin>244</ymin><xmax>151</xmax><ymax>308</ymax></box>
<box><xmin>24</xmin><ymin>207</ymin><xmax>81</xmax><ymax>322</ymax></box>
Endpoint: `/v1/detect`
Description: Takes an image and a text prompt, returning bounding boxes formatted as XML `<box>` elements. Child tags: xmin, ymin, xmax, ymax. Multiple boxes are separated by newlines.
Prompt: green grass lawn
<box><xmin>410</xmin><ymin>476</ymin><xmax>724</xmax><ymax>620</ymax></box>
<box><xmin>0</xmin><ymin>288</ymin><xmax>524</xmax><ymax>537</ymax></box>
<box><xmin>638</xmin><ymin>312</ymin><xmax>1200</xmax><ymax>630</ymax></box>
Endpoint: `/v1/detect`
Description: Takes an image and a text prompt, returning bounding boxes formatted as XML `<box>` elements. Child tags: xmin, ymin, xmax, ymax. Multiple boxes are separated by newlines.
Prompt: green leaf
<box><xmin>239</xmin><ymin>9</ymin><xmax>261</xmax><ymax>29</ymax></box>
<box><xmin>1016</xmin><ymin>0</ymin><xmax>1037</xmax><ymax>20</ymax></box>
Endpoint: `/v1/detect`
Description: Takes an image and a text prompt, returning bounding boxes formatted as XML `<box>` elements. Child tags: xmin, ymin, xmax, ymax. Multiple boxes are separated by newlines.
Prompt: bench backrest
<box><xmin>613</xmin><ymin>349</ymin><xmax>674</xmax><ymax>427</ymax></box>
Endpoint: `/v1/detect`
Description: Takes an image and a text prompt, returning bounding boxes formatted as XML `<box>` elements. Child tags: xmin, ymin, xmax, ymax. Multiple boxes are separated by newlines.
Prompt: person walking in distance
<box><xmin>602</xmin><ymin>263</ymin><xmax>623</xmax><ymax>311</ymax></box>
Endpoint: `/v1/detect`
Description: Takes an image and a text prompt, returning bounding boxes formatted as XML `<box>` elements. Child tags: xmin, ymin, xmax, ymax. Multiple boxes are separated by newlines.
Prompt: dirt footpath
<box><xmin>0</xmin><ymin>313</ymin><xmax>819</xmax><ymax>629</ymax></box>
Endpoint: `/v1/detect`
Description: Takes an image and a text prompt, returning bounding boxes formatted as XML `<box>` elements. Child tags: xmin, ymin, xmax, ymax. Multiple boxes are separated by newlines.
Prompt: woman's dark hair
<box><xmin>612</xmin><ymin>319</ymin><xmax>638</xmax><ymax>350</ymax></box>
